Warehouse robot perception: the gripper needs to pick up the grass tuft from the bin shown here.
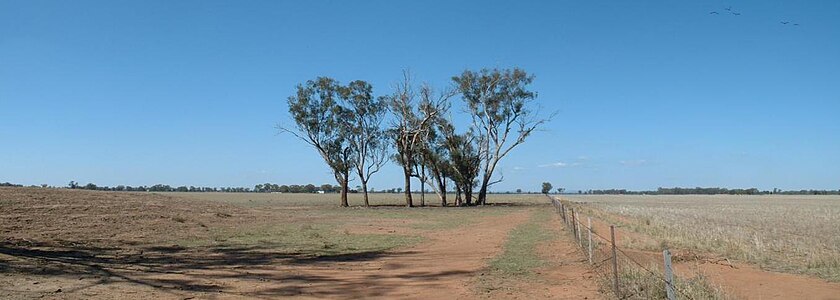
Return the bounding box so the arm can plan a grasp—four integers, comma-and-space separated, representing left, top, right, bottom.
614, 263, 732, 300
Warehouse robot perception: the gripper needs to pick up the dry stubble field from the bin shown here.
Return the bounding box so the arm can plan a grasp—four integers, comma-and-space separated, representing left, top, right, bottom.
564, 194, 840, 299
0, 188, 600, 300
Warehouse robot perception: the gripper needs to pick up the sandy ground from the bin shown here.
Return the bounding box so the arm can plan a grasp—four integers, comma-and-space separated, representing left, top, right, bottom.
1, 188, 599, 299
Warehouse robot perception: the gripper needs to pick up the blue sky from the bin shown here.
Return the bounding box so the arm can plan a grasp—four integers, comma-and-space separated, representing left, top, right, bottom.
1, 0, 838, 192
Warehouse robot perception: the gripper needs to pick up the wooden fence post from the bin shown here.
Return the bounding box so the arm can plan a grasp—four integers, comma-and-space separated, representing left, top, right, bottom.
561, 203, 566, 223
610, 225, 619, 298
663, 249, 676, 300
587, 217, 593, 264
571, 208, 577, 237
576, 212, 582, 248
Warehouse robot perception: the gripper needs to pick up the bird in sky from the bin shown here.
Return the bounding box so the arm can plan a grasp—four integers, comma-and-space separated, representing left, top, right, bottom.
781, 21, 790, 24
732, 12, 741, 16
710, 11, 719, 15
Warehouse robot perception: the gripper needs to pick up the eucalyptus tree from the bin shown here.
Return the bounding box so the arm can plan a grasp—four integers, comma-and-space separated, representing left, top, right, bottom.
452, 68, 551, 205
541, 182, 553, 194
414, 84, 457, 206
415, 85, 459, 206
341, 80, 388, 207
281, 77, 355, 207
419, 125, 451, 206
386, 73, 446, 207
443, 128, 481, 206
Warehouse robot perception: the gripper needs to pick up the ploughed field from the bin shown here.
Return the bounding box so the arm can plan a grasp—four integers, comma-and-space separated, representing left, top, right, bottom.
0, 188, 599, 299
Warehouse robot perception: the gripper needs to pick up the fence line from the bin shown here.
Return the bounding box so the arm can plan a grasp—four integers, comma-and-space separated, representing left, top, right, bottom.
547, 195, 691, 300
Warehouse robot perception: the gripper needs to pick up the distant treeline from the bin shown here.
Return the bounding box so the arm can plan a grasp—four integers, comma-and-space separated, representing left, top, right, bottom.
6, 181, 525, 194
19, 181, 417, 194
583, 187, 840, 195
4, 181, 838, 196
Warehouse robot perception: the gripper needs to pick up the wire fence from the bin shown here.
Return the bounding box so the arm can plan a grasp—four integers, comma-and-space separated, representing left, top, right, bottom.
547, 196, 691, 300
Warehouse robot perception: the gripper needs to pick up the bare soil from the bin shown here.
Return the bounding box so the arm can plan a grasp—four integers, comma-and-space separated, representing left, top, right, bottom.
1, 188, 598, 299
529, 213, 601, 299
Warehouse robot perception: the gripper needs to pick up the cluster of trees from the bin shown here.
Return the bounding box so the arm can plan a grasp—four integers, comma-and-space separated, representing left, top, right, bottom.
1, 182, 23, 187
583, 187, 840, 195
283, 68, 551, 207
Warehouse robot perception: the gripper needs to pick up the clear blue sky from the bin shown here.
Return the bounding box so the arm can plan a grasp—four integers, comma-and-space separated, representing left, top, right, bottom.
2, 0, 838, 192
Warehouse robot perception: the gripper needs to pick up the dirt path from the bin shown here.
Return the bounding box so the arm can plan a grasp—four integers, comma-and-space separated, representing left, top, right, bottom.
238, 209, 533, 299
527, 211, 602, 299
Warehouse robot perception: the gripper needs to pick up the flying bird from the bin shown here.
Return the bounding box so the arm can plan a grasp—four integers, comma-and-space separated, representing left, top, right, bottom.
710, 11, 719, 15
794, 23, 800, 26
732, 12, 741, 16
781, 21, 790, 24
725, 6, 732, 11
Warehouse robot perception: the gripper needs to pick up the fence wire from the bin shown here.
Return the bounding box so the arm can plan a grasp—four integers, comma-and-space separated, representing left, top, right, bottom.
547, 196, 696, 300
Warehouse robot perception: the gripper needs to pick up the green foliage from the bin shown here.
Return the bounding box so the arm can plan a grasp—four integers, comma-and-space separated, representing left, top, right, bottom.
452, 68, 549, 204
277, 68, 549, 207
541, 182, 552, 194
285, 77, 355, 180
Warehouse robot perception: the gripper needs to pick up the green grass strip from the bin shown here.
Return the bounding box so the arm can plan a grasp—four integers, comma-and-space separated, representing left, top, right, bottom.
489, 208, 555, 276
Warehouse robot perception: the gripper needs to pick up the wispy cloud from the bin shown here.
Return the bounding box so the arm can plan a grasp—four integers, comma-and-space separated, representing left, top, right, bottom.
539, 156, 589, 168
538, 162, 584, 168
539, 162, 569, 168
512, 166, 527, 171
619, 159, 647, 167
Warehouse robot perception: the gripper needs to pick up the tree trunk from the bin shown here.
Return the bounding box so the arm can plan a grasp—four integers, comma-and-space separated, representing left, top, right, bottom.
465, 186, 473, 206
455, 185, 463, 206
477, 174, 490, 205
403, 167, 413, 207
362, 180, 370, 207
420, 164, 425, 207
340, 175, 349, 207
438, 177, 447, 207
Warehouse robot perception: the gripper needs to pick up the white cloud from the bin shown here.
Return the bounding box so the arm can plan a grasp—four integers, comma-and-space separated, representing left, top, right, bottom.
620, 159, 647, 167
538, 156, 589, 168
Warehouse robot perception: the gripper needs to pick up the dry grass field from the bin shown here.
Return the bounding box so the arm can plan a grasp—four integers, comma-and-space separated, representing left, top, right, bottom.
567, 195, 840, 282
